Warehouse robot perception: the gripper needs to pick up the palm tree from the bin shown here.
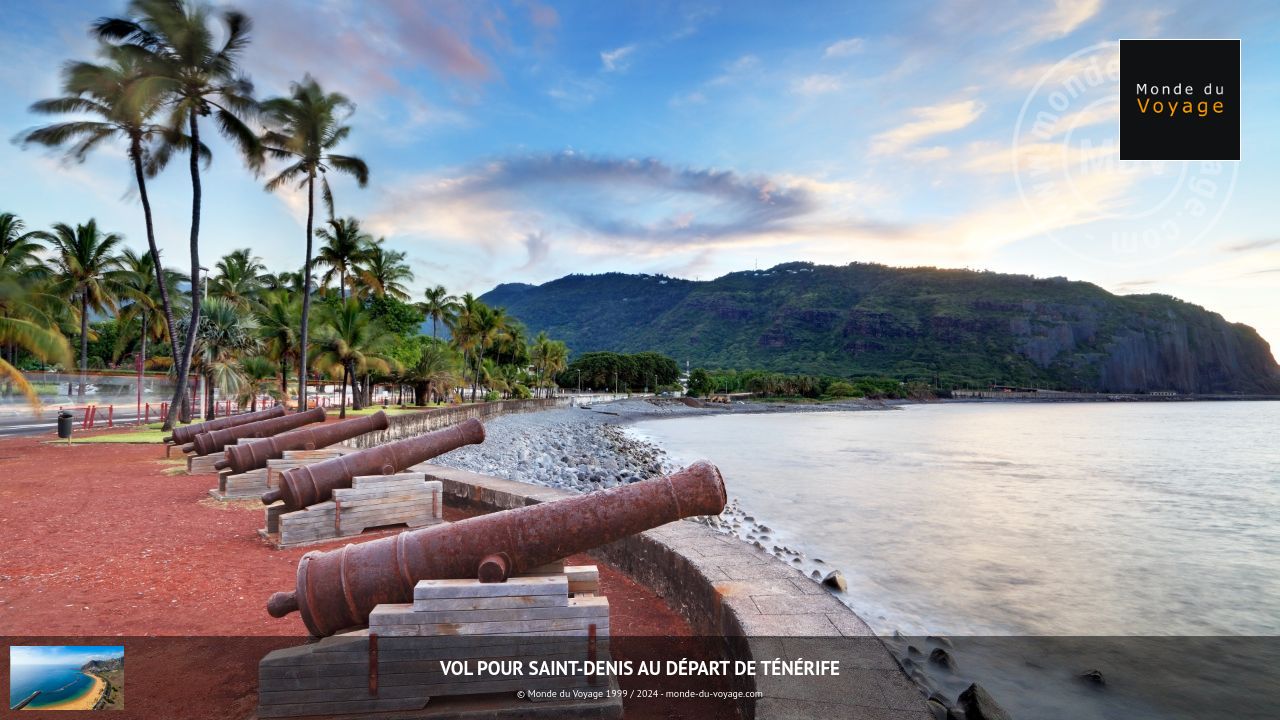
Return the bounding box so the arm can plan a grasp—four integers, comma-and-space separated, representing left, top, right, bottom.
0, 276, 72, 411
259, 76, 369, 412
0, 213, 53, 370
21, 44, 204, 401
183, 296, 260, 419
210, 248, 265, 308
0, 213, 50, 278
46, 220, 127, 398
237, 355, 281, 411
409, 339, 461, 406
311, 298, 389, 419
95, 0, 261, 429
530, 332, 569, 398
313, 217, 370, 301
448, 293, 483, 401
356, 238, 413, 300
256, 290, 299, 400
113, 248, 184, 373
419, 285, 457, 340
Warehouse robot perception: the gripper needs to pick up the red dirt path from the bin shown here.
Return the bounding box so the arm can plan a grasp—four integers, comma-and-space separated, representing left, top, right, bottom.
0, 428, 724, 719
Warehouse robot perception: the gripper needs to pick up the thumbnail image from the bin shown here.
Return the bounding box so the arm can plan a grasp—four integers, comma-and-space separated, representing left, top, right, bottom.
9, 646, 123, 711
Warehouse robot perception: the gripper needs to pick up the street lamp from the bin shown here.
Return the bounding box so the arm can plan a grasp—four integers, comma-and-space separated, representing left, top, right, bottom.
199, 265, 210, 299
577, 369, 581, 394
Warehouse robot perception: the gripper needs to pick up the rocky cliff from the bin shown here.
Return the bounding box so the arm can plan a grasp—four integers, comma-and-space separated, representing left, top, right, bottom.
481, 262, 1280, 394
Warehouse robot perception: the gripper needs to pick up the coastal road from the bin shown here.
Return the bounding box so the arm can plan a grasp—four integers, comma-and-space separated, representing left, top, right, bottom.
0, 407, 150, 439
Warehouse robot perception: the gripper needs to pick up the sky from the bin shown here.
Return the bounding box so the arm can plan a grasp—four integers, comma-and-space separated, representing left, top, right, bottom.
10, 645, 124, 667
1, 0, 1278, 352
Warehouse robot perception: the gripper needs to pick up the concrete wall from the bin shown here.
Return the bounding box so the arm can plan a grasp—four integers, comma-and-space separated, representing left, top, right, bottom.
415, 463, 930, 720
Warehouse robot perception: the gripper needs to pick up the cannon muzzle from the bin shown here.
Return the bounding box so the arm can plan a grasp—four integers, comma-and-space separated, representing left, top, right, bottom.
217, 411, 390, 474
261, 418, 485, 509
186, 406, 326, 456
164, 405, 286, 444
268, 460, 726, 636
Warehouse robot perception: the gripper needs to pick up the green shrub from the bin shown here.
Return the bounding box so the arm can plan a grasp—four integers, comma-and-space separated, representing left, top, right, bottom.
826, 381, 859, 398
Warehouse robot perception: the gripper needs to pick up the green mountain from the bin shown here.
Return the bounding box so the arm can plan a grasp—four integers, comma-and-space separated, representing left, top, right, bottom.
480, 262, 1280, 394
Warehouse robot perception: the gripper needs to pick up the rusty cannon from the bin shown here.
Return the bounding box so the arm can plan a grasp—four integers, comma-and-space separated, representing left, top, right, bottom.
164, 405, 285, 445
184, 406, 327, 456
261, 418, 486, 510
214, 410, 391, 473
267, 460, 726, 636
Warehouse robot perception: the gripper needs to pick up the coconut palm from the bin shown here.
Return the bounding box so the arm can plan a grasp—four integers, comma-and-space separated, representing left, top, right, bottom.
419, 285, 457, 341
355, 238, 413, 301
210, 248, 266, 308
95, 0, 261, 428
313, 217, 370, 301
0, 275, 72, 411
1, 213, 54, 370
182, 296, 260, 419
258, 75, 369, 411
113, 248, 184, 372
311, 298, 390, 419
409, 339, 461, 406
530, 332, 569, 398
46, 220, 128, 398
236, 354, 282, 411
20, 43, 205, 395
0, 213, 51, 279
256, 290, 299, 400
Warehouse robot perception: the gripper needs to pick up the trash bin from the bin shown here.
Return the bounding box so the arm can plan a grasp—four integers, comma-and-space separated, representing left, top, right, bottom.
57, 411, 73, 439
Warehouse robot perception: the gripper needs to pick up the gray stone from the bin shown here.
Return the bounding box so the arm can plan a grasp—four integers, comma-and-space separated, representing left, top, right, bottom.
957, 683, 1010, 720
822, 569, 848, 592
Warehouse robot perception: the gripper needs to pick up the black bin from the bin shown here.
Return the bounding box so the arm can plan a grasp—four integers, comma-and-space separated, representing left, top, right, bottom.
57, 411, 74, 439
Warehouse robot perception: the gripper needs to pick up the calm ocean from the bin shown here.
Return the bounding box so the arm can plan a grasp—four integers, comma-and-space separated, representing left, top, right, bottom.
631, 402, 1280, 718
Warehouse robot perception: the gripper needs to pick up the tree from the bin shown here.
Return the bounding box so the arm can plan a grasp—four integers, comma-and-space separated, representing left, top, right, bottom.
0, 266, 72, 410
356, 238, 413, 301
313, 217, 370, 301
20, 43, 198, 405
210, 248, 265, 308
96, 0, 262, 428
183, 296, 260, 419
419, 285, 457, 341
311, 298, 390, 419
237, 355, 282, 411
687, 368, 713, 397
46, 220, 127, 398
256, 290, 299, 400
0, 213, 54, 371
407, 338, 461, 406
259, 75, 369, 412
113, 248, 184, 372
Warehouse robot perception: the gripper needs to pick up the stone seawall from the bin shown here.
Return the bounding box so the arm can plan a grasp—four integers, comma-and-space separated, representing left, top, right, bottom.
415, 462, 930, 720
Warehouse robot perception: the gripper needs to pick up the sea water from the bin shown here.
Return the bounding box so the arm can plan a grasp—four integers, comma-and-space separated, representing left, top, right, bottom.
631, 402, 1280, 718
9, 663, 93, 709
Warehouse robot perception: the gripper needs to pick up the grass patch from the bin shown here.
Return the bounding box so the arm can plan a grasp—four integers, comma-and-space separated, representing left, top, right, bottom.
52, 428, 169, 444
342, 405, 438, 416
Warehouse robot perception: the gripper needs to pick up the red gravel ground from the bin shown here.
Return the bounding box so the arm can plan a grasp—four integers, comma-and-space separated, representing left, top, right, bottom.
0, 428, 730, 719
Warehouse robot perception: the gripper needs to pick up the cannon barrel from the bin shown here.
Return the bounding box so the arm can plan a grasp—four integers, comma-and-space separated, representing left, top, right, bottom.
164, 405, 285, 444
214, 411, 391, 473
261, 418, 486, 509
267, 460, 726, 636
184, 407, 327, 456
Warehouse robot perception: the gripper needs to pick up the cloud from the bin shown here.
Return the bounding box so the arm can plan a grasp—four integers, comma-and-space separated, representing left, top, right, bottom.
870, 99, 985, 155
824, 37, 864, 58
519, 231, 551, 269
1221, 238, 1280, 253
791, 74, 842, 96
1031, 0, 1103, 41
600, 45, 636, 72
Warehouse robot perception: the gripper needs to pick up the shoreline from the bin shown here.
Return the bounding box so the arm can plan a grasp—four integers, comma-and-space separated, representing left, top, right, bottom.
31, 672, 105, 711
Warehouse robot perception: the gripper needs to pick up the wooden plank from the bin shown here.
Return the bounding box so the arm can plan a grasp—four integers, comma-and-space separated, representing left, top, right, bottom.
371, 598, 607, 626
412, 594, 568, 612
371, 617, 609, 637
413, 576, 568, 600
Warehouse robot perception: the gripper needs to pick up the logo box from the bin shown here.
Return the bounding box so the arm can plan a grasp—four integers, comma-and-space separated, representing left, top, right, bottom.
1120, 39, 1240, 161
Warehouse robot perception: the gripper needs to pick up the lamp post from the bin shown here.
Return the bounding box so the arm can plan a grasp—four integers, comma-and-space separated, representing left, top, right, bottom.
576, 369, 581, 394
199, 265, 210, 300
